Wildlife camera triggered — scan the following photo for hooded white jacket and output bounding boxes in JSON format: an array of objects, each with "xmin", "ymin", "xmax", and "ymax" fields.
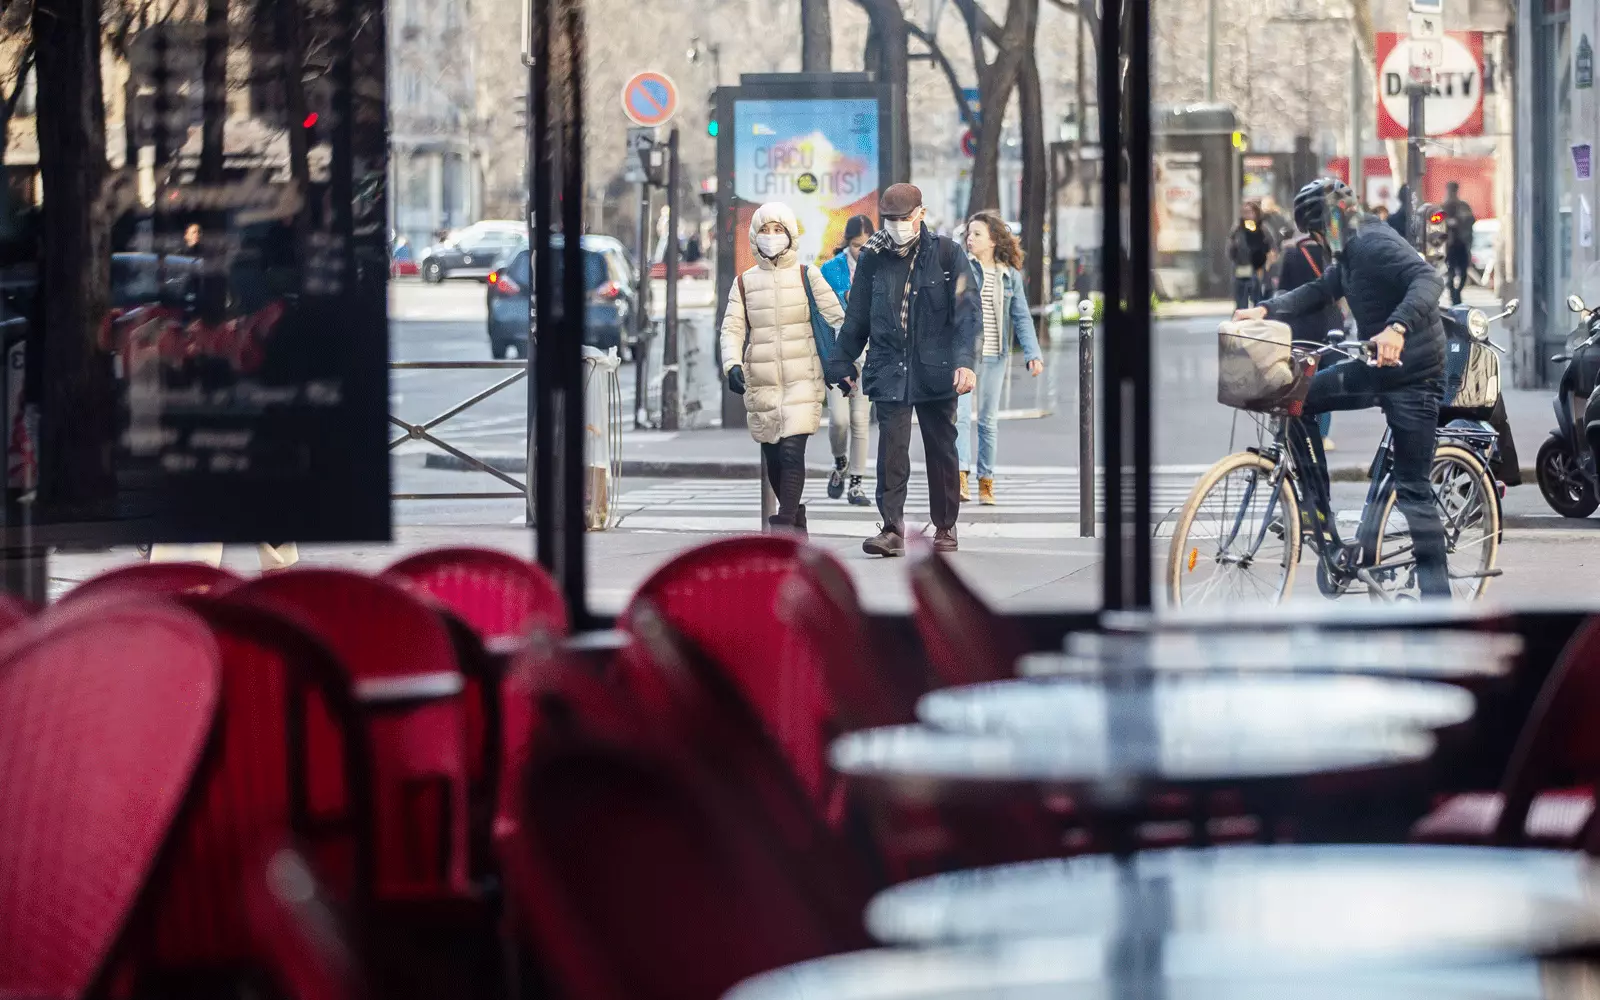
[{"xmin": 720, "ymin": 202, "xmax": 846, "ymax": 444}]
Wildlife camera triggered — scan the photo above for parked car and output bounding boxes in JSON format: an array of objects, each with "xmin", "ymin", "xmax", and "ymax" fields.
[
  {"xmin": 485, "ymin": 235, "xmax": 636, "ymax": 359},
  {"xmin": 419, "ymin": 221, "xmax": 526, "ymax": 283},
  {"xmin": 110, "ymin": 253, "xmax": 198, "ymax": 310}
]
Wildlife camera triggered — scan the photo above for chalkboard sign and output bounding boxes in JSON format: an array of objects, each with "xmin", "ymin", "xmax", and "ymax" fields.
[
  {"xmin": 1579, "ymin": 33, "xmax": 1594, "ymax": 90},
  {"xmin": 25, "ymin": 0, "xmax": 390, "ymax": 544}
]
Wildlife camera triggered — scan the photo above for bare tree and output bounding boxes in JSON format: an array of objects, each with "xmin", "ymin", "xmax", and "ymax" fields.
[
  {"xmin": 852, "ymin": 0, "xmax": 910, "ymax": 181},
  {"xmin": 801, "ymin": 0, "xmax": 831, "ymax": 72},
  {"xmin": 34, "ymin": 0, "xmax": 117, "ymax": 515},
  {"xmin": 950, "ymin": 0, "xmax": 1037, "ymax": 218}
]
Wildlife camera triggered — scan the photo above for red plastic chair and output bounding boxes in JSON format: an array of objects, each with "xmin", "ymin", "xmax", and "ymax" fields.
[
  {"xmin": 909, "ymin": 548, "xmax": 1030, "ymax": 687},
  {"xmin": 0, "ymin": 604, "xmax": 221, "ymax": 999},
  {"xmin": 232, "ymin": 570, "xmax": 472, "ymax": 900},
  {"xmin": 59, "ymin": 561, "xmax": 242, "ymax": 606},
  {"xmin": 124, "ymin": 596, "xmax": 375, "ymax": 985},
  {"xmin": 382, "ymin": 547, "xmax": 568, "ymax": 644},
  {"xmin": 243, "ymin": 847, "xmax": 364, "ymax": 1000},
  {"xmin": 495, "ymin": 665, "xmax": 873, "ymax": 1000},
  {"xmin": 1413, "ymin": 619, "xmax": 1600, "ymax": 848},
  {"xmin": 620, "ymin": 600, "xmax": 878, "ymax": 909},
  {"xmin": 622, "ymin": 536, "xmax": 834, "ymax": 805}
]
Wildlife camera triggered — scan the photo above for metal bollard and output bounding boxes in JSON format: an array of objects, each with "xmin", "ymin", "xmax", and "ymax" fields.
[{"xmin": 1078, "ymin": 299, "xmax": 1095, "ymax": 538}]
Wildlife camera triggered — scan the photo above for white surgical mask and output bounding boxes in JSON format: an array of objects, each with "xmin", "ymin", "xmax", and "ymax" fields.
[
  {"xmin": 755, "ymin": 233, "xmax": 790, "ymax": 258},
  {"xmin": 886, "ymin": 219, "xmax": 919, "ymax": 246}
]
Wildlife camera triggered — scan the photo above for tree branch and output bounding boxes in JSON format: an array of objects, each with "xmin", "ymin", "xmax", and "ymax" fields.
[{"xmin": 907, "ymin": 22, "xmax": 977, "ymax": 131}]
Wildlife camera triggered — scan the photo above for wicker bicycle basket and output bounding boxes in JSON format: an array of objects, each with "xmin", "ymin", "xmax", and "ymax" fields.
[{"xmin": 1217, "ymin": 320, "xmax": 1319, "ymax": 417}]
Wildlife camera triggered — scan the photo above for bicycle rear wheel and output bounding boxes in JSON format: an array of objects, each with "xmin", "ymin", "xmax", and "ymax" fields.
[
  {"xmin": 1365, "ymin": 444, "xmax": 1501, "ymax": 601},
  {"xmin": 1167, "ymin": 452, "xmax": 1301, "ymax": 607}
]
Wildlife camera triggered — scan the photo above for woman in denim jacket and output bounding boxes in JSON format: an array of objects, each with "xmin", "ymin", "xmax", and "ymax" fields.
[{"xmin": 956, "ymin": 212, "xmax": 1044, "ymax": 504}]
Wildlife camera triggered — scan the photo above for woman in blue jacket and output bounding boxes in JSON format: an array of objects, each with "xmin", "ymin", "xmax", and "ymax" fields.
[
  {"xmin": 957, "ymin": 212, "xmax": 1044, "ymax": 505},
  {"xmin": 817, "ymin": 214, "xmax": 876, "ymax": 505}
]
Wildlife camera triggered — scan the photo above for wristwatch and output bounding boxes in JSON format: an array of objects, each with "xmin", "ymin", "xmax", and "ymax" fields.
[{"xmin": 1387, "ymin": 322, "xmax": 1409, "ymax": 337}]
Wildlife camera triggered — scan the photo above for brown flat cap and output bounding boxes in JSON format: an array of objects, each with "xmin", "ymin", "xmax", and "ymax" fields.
[{"xmin": 881, "ymin": 183, "xmax": 923, "ymax": 217}]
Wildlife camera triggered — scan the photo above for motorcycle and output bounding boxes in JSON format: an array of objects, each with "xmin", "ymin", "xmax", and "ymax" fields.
[{"xmin": 1536, "ymin": 292, "xmax": 1600, "ymax": 517}]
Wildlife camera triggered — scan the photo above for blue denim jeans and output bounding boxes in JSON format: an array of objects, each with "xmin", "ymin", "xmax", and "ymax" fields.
[
  {"xmin": 955, "ymin": 355, "xmax": 1008, "ymax": 477},
  {"xmin": 1299, "ymin": 361, "xmax": 1450, "ymax": 599}
]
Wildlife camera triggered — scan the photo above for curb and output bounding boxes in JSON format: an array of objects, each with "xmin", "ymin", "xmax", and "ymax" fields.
[{"xmin": 425, "ymin": 452, "xmax": 1536, "ymax": 484}]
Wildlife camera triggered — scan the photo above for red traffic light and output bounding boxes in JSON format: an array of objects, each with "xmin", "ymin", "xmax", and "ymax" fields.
[
  {"xmin": 302, "ymin": 112, "xmax": 319, "ymax": 129},
  {"xmin": 1429, "ymin": 211, "xmax": 1445, "ymax": 225}
]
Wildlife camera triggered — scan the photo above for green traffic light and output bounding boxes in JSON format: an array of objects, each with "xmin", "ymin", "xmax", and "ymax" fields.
[{"xmin": 707, "ymin": 120, "xmax": 719, "ymax": 137}]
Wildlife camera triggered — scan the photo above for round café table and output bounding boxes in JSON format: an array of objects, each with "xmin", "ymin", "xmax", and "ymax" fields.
[
  {"xmin": 916, "ymin": 675, "xmax": 1476, "ymax": 742},
  {"xmin": 1036, "ymin": 629, "xmax": 1522, "ymax": 683},
  {"xmin": 830, "ymin": 723, "xmax": 1434, "ymax": 796},
  {"xmin": 864, "ymin": 845, "xmax": 1600, "ymax": 954},
  {"xmin": 724, "ymin": 940, "xmax": 1595, "ymax": 1000},
  {"xmin": 1099, "ymin": 602, "xmax": 1512, "ymax": 633}
]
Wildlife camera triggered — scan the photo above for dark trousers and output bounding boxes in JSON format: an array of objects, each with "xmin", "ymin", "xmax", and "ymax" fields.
[
  {"xmin": 876, "ymin": 398, "xmax": 960, "ymax": 535},
  {"xmin": 1298, "ymin": 362, "xmax": 1450, "ymax": 598},
  {"xmin": 1233, "ymin": 274, "xmax": 1262, "ymax": 310},
  {"xmin": 760, "ymin": 434, "xmax": 810, "ymax": 522},
  {"xmin": 1446, "ymin": 245, "xmax": 1471, "ymax": 305}
]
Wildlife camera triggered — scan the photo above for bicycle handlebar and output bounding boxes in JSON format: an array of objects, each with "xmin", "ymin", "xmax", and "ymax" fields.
[{"xmin": 1291, "ymin": 339, "xmax": 1398, "ymax": 367}]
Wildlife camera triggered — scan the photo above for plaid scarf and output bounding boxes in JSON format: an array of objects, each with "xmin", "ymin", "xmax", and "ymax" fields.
[{"xmin": 865, "ymin": 225, "xmax": 922, "ymax": 336}]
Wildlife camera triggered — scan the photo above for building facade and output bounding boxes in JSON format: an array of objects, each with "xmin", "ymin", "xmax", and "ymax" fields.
[{"xmin": 389, "ymin": 0, "xmax": 482, "ymax": 251}]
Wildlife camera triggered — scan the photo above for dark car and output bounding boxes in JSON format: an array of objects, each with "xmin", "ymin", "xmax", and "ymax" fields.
[
  {"xmin": 111, "ymin": 253, "xmax": 198, "ymax": 309},
  {"xmin": 418, "ymin": 221, "xmax": 526, "ymax": 283},
  {"xmin": 486, "ymin": 236, "xmax": 635, "ymax": 359}
]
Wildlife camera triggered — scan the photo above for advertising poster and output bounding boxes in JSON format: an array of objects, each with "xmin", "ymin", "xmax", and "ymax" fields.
[
  {"xmin": 731, "ymin": 98, "xmax": 881, "ymax": 274},
  {"xmin": 1242, "ymin": 156, "xmax": 1277, "ymax": 202},
  {"xmin": 29, "ymin": 0, "xmax": 391, "ymax": 543},
  {"xmin": 1154, "ymin": 152, "xmax": 1204, "ymax": 253}
]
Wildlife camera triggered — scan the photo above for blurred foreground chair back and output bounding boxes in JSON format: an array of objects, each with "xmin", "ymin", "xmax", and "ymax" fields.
[
  {"xmin": 1414, "ymin": 619, "xmax": 1600, "ymax": 848},
  {"xmin": 496, "ymin": 666, "xmax": 871, "ymax": 1000},
  {"xmin": 234, "ymin": 569, "xmax": 472, "ymax": 899},
  {"xmin": 126, "ymin": 597, "xmax": 375, "ymax": 985},
  {"xmin": 623, "ymin": 535, "xmax": 834, "ymax": 804},
  {"xmin": 909, "ymin": 548, "xmax": 1030, "ymax": 688},
  {"xmin": 383, "ymin": 547, "xmax": 568, "ymax": 643},
  {"xmin": 60, "ymin": 561, "xmax": 243, "ymax": 606},
  {"xmin": 0, "ymin": 604, "xmax": 221, "ymax": 999}
]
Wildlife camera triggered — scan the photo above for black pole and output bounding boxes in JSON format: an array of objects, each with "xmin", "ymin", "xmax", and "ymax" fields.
[
  {"xmin": 523, "ymin": 1, "xmax": 538, "ymax": 524},
  {"xmin": 661, "ymin": 127, "xmax": 680, "ymax": 431},
  {"xmin": 1097, "ymin": 0, "xmax": 1125, "ymax": 609},
  {"xmin": 531, "ymin": 0, "xmax": 554, "ymax": 564},
  {"xmin": 1127, "ymin": 0, "xmax": 1153, "ymax": 609},
  {"xmin": 634, "ymin": 172, "xmax": 651, "ymax": 427},
  {"xmin": 558, "ymin": 0, "xmax": 587, "ymax": 621},
  {"xmin": 1407, "ymin": 80, "xmax": 1427, "ymax": 251}
]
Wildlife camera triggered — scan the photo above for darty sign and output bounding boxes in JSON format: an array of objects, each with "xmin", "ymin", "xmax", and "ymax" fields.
[{"xmin": 1375, "ymin": 31, "xmax": 1485, "ymax": 139}]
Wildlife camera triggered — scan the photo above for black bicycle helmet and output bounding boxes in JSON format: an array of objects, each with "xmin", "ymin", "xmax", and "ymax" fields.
[{"xmin": 1292, "ymin": 177, "xmax": 1356, "ymax": 234}]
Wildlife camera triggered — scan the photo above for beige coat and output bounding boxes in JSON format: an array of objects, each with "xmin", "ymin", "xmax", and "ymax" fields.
[{"xmin": 720, "ymin": 204, "xmax": 846, "ymax": 444}]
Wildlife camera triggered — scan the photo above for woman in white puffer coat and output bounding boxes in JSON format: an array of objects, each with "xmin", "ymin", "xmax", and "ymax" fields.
[{"xmin": 720, "ymin": 201, "xmax": 846, "ymax": 534}]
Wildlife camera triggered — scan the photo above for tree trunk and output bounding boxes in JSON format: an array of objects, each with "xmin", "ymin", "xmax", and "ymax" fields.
[
  {"xmin": 200, "ymin": 0, "xmax": 228, "ymax": 183},
  {"xmin": 852, "ymin": 0, "xmax": 910, "ymax": 181},
  {"xmin": 801, "ymin": 0, "xmax": 832, "ymax": 72},
  {"xmin": 33, "ymin": 0, "xmax": 117, "ymax": 517},
  {"xmin": 954, "ymin": 0, "xmax": 1037, "ymax": 220},
  {"xmin": 1018, "ymin": 50, "xmax": 1047, "ymax": 333}
]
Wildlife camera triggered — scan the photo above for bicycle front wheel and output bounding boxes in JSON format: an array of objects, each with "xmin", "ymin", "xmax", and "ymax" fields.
[
  {"xmin": 1366, "ymin": 444, "xmax": 1501, "ymax": 601},
  {"xmin": 1167, "ymin": 452, "xmax": 1301, "ymax": 608}
]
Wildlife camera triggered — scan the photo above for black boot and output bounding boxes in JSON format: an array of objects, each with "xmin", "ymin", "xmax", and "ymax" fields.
[
  {"xmin": 768, "ymin": 514, "xmax": 794, "ymax": 534},
  {"xmin": 828, "ymin": 456, "xmax": 847, "ymax": 499},
  {"xmin": 793, "ymin": 504, "xmax": 808, "ymax": 538}
]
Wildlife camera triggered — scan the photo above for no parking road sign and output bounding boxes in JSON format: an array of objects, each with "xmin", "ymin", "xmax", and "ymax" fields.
[{"xmin": 622, "ymin": 71, "xmax": 679, "ymax": 128}]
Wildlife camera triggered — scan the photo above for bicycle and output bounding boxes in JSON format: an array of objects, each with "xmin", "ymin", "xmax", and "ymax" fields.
[{"xmin": 1167, "ymin": 339, "xmax": 1503, "ymax": 607}]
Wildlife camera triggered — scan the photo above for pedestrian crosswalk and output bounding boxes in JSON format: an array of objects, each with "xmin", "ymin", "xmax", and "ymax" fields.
[{"xmin": 614, "ymin": 474, "xmax": 1205, "ymax": 530}]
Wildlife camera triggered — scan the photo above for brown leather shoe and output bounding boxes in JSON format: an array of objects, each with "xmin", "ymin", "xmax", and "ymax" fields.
[
  {"xmin": 959, "ymin": 471, "xmax": 971, "ymax": 503},
  {"xmin": 863, "ymin": 527, "xmax": 905, "ymax": 557},
  {"xmin": 978, "ymin": 477, "xmax": 996, "ymax": 505},
  {"xmin": 933, "ymin": 526, "xmax": 958, "ymax": 553}
]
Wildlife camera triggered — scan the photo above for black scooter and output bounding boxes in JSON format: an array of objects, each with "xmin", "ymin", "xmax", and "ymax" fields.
[
  {"xmin": 1438, "ymin": 299, "xmax": 1521, "ymax": 486},
  {"xmin": 1537, "ymin": 293, "xmax": 1600, "ymax": 517}
]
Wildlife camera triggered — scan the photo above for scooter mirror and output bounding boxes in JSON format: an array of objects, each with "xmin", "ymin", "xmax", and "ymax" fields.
[
  {"xmin": 1503, "ymin": 299, "xmax": 1520, "ymax": 316},
  {"xmin": 1569, "ymin": 294, "xmax": 1587, "ymax": 314},
  {"xmin": 1554, "ymin": 355, "xmax": 1574, "ymax": 364}
]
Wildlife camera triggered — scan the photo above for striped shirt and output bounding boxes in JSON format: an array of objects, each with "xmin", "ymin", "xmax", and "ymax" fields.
[{"xmin": 980, "ymin": 263, "xmax": 1003, "ymax": 357}]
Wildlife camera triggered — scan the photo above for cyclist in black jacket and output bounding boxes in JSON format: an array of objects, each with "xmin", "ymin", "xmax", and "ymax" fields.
[{"xmin": 1235, "ymin": 177, "xmax": 1451, "ymax": 599}]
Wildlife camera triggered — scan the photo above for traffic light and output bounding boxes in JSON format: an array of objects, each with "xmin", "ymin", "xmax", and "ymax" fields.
[
  {"xmin": 1231, "ymin": 129, "xmax": 1249, "ymax": 151},
  {"xmin": 707, "ymin": 119, "xmax": 719, "ymax": 138}
]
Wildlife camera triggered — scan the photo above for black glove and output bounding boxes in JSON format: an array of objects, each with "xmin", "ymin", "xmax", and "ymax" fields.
[
  {"xmin": 727, "ymin": 365, "xmax": 746, "ymax": 395},
  {"xmin": 824, "ymin": 358, "xmax": 857, "ymax": 392}
]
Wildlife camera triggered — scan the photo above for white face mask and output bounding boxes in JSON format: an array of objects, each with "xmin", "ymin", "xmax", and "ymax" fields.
[
  {"xmin": 755, "ymin": 232, "xmax": 790, "ymax": 258},
  {"xmin": 886, "ymin": 219, "xmax": 919, "ymax": 246}
]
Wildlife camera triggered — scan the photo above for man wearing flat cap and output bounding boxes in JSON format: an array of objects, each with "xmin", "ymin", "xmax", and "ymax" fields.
[{"xmin": 827, "ymin": 183, "xmax": 979, "ymax": 556}]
